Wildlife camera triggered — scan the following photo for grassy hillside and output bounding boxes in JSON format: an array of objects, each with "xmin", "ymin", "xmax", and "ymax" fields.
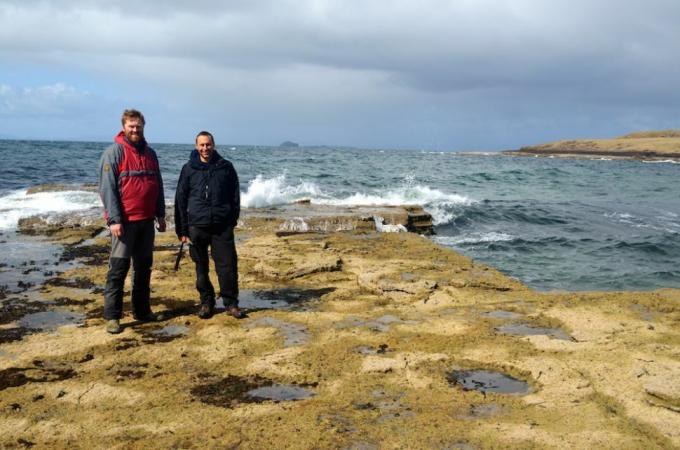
[{"xmin": 513, "ymin": 129, "xmax": 680, "ymax": 158}]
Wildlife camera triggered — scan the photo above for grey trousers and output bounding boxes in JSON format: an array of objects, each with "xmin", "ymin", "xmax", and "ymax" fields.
[{"xmin": 103, "ymin": 219, "xmax": 155, "ymax": 320}]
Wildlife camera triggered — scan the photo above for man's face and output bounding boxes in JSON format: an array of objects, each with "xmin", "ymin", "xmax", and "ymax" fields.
[
  {"xmin": 123, "ymin": 118, "xmax": 145, "ymax": 144},
  {"xmin": 195, "ymin": 135, "xmax": 215, "ymax": 163}
]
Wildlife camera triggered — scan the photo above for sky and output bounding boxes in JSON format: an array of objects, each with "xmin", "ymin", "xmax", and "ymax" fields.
[{"xmin": 1, "ymin": 0, "xmax": 679, "ymax": 150}]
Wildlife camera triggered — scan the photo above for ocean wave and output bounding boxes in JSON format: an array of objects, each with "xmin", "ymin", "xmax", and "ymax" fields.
[
  {"xmin": 642, "ymin": 159, "xmax": 680, "ymax": 164},
  {"xmin": 240, "ymin": 174, "xmax": 473, "ymax": 225},
  {"xmin": 433, "ymin": 232, "xmax": 515, "ymax": 246},
  {"xmin": 0, "ymin": 189, "xmax": 100, "ymax": 230},
  {"xmin": 241, "ymin": 174, "xmax": 324, "ymax": 208}
]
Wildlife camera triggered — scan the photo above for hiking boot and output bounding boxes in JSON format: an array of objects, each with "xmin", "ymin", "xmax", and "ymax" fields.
[
  {"xmin": 198, "ymin": 304, "xmax": 213, "ymax": 319},
  {"xmin": 227, "ymin": 307, "xmax": 246, "ymax": 319},
  {"xmin": 106, "ymin": 319, "xmax": 122, "ymax": 334},
  {"xmin": 133, "ymin": 312, "xmax": 165, "ymax": 322}
]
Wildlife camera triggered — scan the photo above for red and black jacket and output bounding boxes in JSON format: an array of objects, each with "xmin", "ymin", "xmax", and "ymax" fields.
[{"xmin": 98, "ymin": 132, "xmax": 165, "ymax": 224}]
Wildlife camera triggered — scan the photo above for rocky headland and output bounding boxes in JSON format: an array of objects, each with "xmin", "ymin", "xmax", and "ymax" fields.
[
  {"xmin": 504, "ymin": 130, "xmax": 680, "ymax": 161},
  {"xmin": 1, "ymin": 200, "xmax": 679, "ymax": 448}
]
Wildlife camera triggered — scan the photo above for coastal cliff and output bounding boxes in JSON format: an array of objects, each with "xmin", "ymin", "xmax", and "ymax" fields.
[
  {"xmin": 1, "ymin": 205, "xmax": 679, "ymax": 448},
  {"xmin": 505, "ymin": 129, "xmax": 680, "ymax": 160}
]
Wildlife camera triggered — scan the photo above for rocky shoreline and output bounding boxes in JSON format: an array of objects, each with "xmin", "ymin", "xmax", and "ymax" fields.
[{"xmin": 1, "ymin": 204, "xmax": 679, "ymax": 448}]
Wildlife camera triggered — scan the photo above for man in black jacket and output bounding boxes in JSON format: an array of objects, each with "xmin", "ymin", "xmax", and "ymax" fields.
[{"xmin": 174, "ymin": 131, "xmax": 244, "ymax": 319}]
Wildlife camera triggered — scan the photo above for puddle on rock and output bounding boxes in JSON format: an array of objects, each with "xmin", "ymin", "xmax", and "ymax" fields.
[
  {"xmin": 191, "ymin": 375, "xmax": 315, "ymax": 408},
  {"xmin": 19, "ymin": 310, "xmax": 85, "ymax": 331},
  {"xmin": 459, "ymin": 402, "xmax": 504, "ymax": 419},
  {"xmin": 0, "ymin": 297, "xmax": 49, "ymax": 325},
  {"xmin": 353, "ymin": 389, "xmax": 414, "ymax": 423},
  {"xmin": 482, "ymin": 310, "xmax": 521, "ymax": 319},
  {"xmin": 246, "ymin": 384, "xmax": 315, "ymax": 401},
  {"xmin": 630, "ymin": 303, "xmax": 658, "ymax": 322},
  {"xmin": 495, "ymin": 323, "xmax": 572, "ymax": 341},
  {"xmin": 140, "ymin": 324, "xmax": 188, "ymax": 343},
  {"xmin": 447, "ymin": 370, "xmax": 530, "ymax": 395},
  {"xmin": 245, "ymin": 317, "xmax": 308, "ymax": 347},
  {"xmin": 218, "ymin": 287, "xmax": 335, "ymax": 312},
  {"xmin": 336, "ymin": 315, "xmax": 416, "ymax": 332}
]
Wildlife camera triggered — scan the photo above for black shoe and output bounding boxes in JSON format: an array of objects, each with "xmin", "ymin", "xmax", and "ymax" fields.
[
  {"xmin": 198, "ymin": 304, "xmax": 213, "ymax": 319},
  {"xmin": 133, "ymin": 312, "xmax": 165, "ymax": 322}
]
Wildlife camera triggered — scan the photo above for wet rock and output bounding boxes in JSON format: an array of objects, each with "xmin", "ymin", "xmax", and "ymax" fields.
[
  {"xmin": 44, "ymin": 277, "xmax": 96, "ymax": 290},
  {"xmin": 114, "ymin": 339, "xmax": 140, "ymax": 351},
  {"xmin": 18, "ymin": 215, "xmax": 103, "ymax": 238},
  {"xmin": 191, "ymin": 374, "xmax": 307, "ymax": 408},
  {"xmin": 0, "ymin": 297, "xmax": 49, "ymax": 325},
  {"xmin": 139, "ymin": 325, "xmax": 188, "ymax": 343},
  {"xmin": 51, "ymin": 297, "xmax": 95, "ymax": 307},
  {"xmin": 60, "ymin": 243, "xmax": 109, "ymax": 265},
  {"xmin": 246, "ymin": 317, "xmax": 309, "ymax": 347},
  {"xmin": 0, "ymin": 367, "xmax": 77, "ymax": 391},
  {"xmin": 25, "ymin": 183, "xmax": 97, "ymax": 195},
  {"xmin": 236, "ymin": 287, "xmax": 335, "ymax": 311},
  {"xmin": 78, "ymin": 354, "xmax": 94, "ymax": 363},
  {"xmin": 17, "ymin": 438, "xmax": 36, "ymax": 448}
]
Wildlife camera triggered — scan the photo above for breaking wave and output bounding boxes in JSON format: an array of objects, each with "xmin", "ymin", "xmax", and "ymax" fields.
[
  {"xmin": 239, "ymin": 174, "xmax": 473, "ymax": 225},
  {"xmin": 0, "ymin": 189, "xmax": 100, "ymax": 230}
]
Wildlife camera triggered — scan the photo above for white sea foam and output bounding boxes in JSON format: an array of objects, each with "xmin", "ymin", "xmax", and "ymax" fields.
[
  {"xmin": 642, "ymin": 159, "xmax": 680, "ymax": 164},
  {"xmin": 239, "ymin": 174, "xmax": 473, "ymax": 225},
  {"xmin": 317, "ymin": 185, "xmax": 473, "ymax": 225},
  {"xmin": 241, "ymin": 174, "xmax": 323, "ymax": 208},
  {"xmin": 0, "ymin": 189, "xmax": 100, "ymax": 230},
  {"xmin": 434, "ymin": 232, "xmax": 515, "ymax": 246}
]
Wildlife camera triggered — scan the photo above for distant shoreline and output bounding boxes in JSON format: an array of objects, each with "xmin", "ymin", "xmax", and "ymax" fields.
[{"xmin": 501, "ymin": 130, "xmax": 680, "ymax": 162}]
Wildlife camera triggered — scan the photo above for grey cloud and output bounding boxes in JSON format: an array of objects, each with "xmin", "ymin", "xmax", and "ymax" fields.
[{"xmin": 1, "ymin": 0, "xmax": 680, "ymax": 147}]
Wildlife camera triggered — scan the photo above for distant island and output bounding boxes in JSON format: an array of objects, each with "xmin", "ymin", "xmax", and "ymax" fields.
[
  {"xmin": 279, "ymin": 140, "xmax": 299, "ymax": 147},
  {"xmin": 505, "ymin": 129, "xmax": 680, "ymax": 160}
]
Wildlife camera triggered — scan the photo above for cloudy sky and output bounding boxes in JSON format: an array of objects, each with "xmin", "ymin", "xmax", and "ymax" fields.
[{"xmin": 1, "ymin": 0, "xmax": 679, "ymax": 150}]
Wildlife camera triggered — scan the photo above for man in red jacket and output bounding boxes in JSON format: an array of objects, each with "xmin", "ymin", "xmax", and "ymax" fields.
[{"xmin": 98, "ymin": 109, "xmax": 166, "ymax": 334}]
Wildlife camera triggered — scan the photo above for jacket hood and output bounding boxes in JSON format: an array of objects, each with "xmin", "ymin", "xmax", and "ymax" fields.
[
  {"xmin": 114, "ymin": 131, "xmax": 147, "ymax": 150},
  {"xmin": 189, "ymin": 149, "xmax": 227, "ymax": 169}
]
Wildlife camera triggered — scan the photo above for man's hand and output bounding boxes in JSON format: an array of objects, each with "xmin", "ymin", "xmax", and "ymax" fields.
[
  {"xmin": 179, "ymin": 236, "xmax": 189, "ymax": 243},
  {"xmin": 156, "ymin": 217, "xmax": 167, "ymax": 232},
  {"xmin": 110, "ymin": 223, "xmax": 124, "ymax": 238}
]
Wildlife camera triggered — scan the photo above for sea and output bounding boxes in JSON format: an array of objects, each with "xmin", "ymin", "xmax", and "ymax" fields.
[{"xmin": 1, "ymin": 139, "xmax": 679, "ymax": 293}]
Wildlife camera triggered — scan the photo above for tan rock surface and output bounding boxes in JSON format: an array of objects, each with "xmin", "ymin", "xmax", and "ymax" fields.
[{"xmin": 1, "ymin": 217, "xmax": 679, "ymax": 448}]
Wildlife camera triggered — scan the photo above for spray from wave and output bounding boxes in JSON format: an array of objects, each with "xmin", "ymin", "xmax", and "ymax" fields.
[
  {"xmin": 0, "ymin": 189, "xmax": 100, "ymax": 230},
  {"xmin": 239, "ymin": 174, "xmax": 473, "ymax": 225},
  {"xmin": 240, "ymin": 174, "xmax": 324, "ymax": 208}
]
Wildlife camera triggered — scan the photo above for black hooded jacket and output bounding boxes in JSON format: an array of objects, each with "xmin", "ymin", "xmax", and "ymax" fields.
[{"xmin": 174, "ymin": 150, "xmax": 240, "ymax": 237}]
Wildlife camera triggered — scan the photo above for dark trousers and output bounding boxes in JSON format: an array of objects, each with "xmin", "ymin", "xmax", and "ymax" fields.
[
  {"xmin": 188, "ymin": 224, "xmax": 239, "ymax": 308},
  {"xmin": 103, "ymin": 219, "xmax": 155, "ymax": 320}
]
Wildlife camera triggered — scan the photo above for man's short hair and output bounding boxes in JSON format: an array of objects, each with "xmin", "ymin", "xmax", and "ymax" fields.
[
  {"xmin": 121, "ymin": 109, "xmax": 145, "ymax": 126},
  {"xmin": 196, "ymin": 131, "xmax": 215, "ymax": 145}
]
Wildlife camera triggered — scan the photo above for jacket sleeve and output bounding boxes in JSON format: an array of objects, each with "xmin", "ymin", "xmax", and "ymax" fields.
[
  {"xmin": 98, "ymin": 144, "xmax": 123, "ymax": 225},
  {"xmin": 152, "ymin": 149, "xmax": 166, "ymax": 219},
  {"xmin": 232, "ymin": 164, "xmax": 240, "ymax": 225},
  {"xmin": 174, "ymin": 164, "xmax": 190, "ymax": 237}
]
